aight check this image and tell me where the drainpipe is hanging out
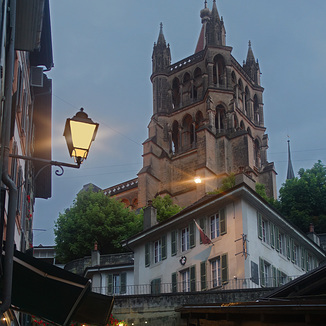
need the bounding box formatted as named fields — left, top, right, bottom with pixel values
left=0, top=0, right=17, bottom=314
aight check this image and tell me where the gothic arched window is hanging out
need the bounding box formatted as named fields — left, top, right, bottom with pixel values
left=215, top=104, right=226, bottom=133
left=172, top=120, right=179, bottom=154
left=182, top=114, right=194, bottom=149
left=172, top=78, right=180, bottom=108
left=254, top=139, right=261, bottom=168
left=254, top=94, right=259, bottom=124
left=213, top=55, right=226, bottom=87
left=245, top=86, right=250, bottom=116
left=193, top=67, right=202, bottom=100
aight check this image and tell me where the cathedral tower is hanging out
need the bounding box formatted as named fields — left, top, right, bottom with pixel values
left=138, top=1, right=277, bottom=208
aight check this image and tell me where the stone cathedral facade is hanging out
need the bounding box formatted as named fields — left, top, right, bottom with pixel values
left=104, top=1, right=276, bottom=209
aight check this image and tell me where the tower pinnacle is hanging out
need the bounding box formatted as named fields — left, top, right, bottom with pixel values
left=286, top=139, right=295, bottom=180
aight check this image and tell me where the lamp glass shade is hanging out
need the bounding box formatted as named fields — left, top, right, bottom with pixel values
left=69, top=120, right=97, bottom=158
left=63, top=108, right=99, bottom=163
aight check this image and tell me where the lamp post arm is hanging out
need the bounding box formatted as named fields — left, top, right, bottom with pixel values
left=9, top=154, right=81, bottom=170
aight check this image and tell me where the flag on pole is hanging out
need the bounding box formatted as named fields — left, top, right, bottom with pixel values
left=193, top=219, right=213, bottom=245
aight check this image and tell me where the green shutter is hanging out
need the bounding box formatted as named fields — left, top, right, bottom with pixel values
left=190, top=265, right=196, bottom=292
left=221, top=254, right=228, bottom=284
left=258, top=212, right=262, bottom=239
left=259, top=257, right=265, bottom=287
left=171, top=230, right=177, bottom=256
left=151, top=278, right=161, bottom=294
left=272, top=266, right=277, bottom=287
left=200, top=261, right=207, bottom=291
left=277, top=269, right=281, bottom=287
left=107, top=274, right=113, bottom=295
left=275, top=227, right=280, bottom=251
left=286, top=236, right=291, bottom=260
left=270, top=224, right=275, bottom=248
left=145, top=243, right=150, bottom=267
left=120, top=272, right=127, bottom=294
left=220, top=208, right=226, bottom=235
left=301, top=247, right=305, bottom=270
left=162, top=235, right=167, bottom=260
left=199, top=218, right=205, bottom=244
left=291, top=239, right=295, bottom=263
left=172, top=273, right=177, bottom=293
left=190, top=222, right=196, bottom=248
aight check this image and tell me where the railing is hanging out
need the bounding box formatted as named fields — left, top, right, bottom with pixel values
left=91, top=275, right=299, bottom=296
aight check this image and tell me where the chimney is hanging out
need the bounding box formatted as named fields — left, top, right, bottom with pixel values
left=91, top=241, right=100, bottom=266
left=143, top=200, right=158, bottom=230
left=307, top=223, right=320, bottom=246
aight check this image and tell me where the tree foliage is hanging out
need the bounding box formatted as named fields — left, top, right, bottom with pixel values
left=54, top=188, right=143, bottom=263
left=207, top=173, right=236, bottom=195
left=278, top=160, right=326, bottom=233
left=151, top=195, right=183, bottom=223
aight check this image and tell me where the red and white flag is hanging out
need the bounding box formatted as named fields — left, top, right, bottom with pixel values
left=194, top=219, right=213, bottom=245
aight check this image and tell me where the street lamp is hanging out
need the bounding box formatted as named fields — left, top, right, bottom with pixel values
left=9, top=108, right=99, bottom=175
left=63, top=108, right=99, bottom=165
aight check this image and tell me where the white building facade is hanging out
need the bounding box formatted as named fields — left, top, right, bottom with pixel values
left=124, top=181, right=325, bottom=294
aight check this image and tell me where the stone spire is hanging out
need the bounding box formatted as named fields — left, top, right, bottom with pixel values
left=243, top=41, right=260, bottom=84
left=152, top=23, right=171, bottom=73
left=195, top=1, right=211, bottom=53
left=207, top=0, right=224, bottom=46
left=246, top=40, right=256, bottom=64
left=286, top=139, right=295, bottom=180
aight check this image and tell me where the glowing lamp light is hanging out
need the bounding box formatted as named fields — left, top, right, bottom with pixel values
left=63, top=108, right=99, bottom=164
left=194, top=176, right=202, bottom=184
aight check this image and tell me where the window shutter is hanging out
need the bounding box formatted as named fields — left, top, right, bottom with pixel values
left=220, top=208, right=226, bottom=235
left=259, top=257, right=265, bottom=287
left=172, top=273, right=177, bottom=293
left=107, top=274, right=113, bottom=295
left=145, top=243, right=150, bottom=267
left=286, top=236, right=291, bottom=260
left=277, top=269, right=281, bottom=286
left=162, top=235, right=167, bottom=260
left=120, top=272, right=127, bottom=294
left=190, top=222, right=196, bottom=248
left=272, top=266, right=277, bottom=287
left=275, top=227, right=279, bottom=251
left=301, top=247, right=305, bottom=270
left=190, top=265, right=196, bottom=292
left=200, top=261, right=206, bottom=291
left=270, top=224, right=275, bottom=248
left=171, top=230, right=177, bottom=256
left=199, top=218, right=205, bottom=244
left=257, top=212, right=262, bottom=239
left=16, top=167, right=23, bottom=213
left=291, top=239, right=295, bottom=263
left=221, top=254, right=228, bottom=284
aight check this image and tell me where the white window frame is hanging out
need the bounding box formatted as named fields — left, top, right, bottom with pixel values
left=181, top=226, right=190, bottom=252
left=211, top=257, right=221, bottom=288
left=210, top=213, right=220, bottom=239
left=180, top=269, right=190, bottom=292
left=154, top=239, right=162, bottom=263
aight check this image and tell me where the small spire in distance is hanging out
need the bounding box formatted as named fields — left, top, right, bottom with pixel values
left=287, top=138, right=295, bottom=180
left=204, top=0, right=207, bottom=8
left=157, top=22, right=166, bottom=45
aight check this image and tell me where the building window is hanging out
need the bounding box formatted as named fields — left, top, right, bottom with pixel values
left=258, top=212, right=270, bottom=244
left=211, top=257, right=221, bottom=288
left=278, top=232, right=284, bottom=255
left=210, top=254, right=228, bottom=288
left=259, top=258, right=271, bottom=287
left=153, top=236, right=167, bottom=263
left=181, top=226, right=190, bottom=251
left=145, top=242, right=150, bottom=267
left=292, top=241, right=299, bottom=265
left=154, top=239, right=162, bottom=263
left=180, top=269, right=190, bottom=292
left=210, top=214, right=220, bottom=239
left=108, top=272, right=126, bottom=295
left=181, top=223, right=195, bottom=252
left=277, top=270, right=288, bottom=286
left=210, top=209, right=226, bottom=240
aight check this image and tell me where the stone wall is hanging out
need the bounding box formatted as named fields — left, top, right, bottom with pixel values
left=112, top=288, right=273, bottom=326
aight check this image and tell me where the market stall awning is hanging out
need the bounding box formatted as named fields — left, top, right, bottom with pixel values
left=1, top=250, right=113, bottom=326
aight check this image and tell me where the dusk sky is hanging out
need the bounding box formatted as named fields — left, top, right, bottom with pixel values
left=33, top=0, right=326, bottom=246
